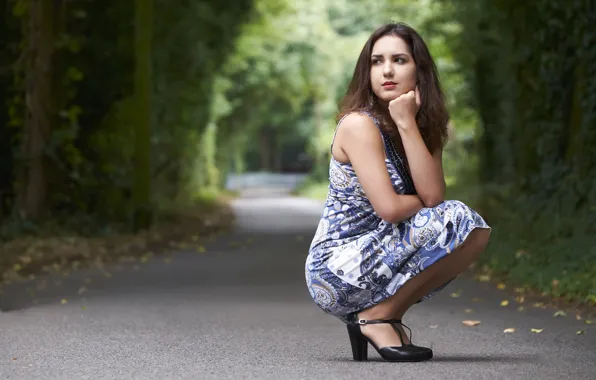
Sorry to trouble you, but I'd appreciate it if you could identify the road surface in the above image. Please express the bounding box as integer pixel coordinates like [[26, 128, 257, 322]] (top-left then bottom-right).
[[1, 189, 594, 379]]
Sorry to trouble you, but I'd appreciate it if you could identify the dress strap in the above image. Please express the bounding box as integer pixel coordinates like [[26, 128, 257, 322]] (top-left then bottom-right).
[[330, 113, 352, 153], [381, 129, 416, 194], [331, 111, 383, 153]]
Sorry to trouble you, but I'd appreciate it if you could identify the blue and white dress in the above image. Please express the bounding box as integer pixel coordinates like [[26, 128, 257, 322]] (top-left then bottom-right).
[[304, 111, 490, 323]]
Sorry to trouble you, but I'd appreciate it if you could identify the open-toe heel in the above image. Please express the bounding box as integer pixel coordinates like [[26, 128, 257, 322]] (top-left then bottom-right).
[[346, 318, 433, 362]]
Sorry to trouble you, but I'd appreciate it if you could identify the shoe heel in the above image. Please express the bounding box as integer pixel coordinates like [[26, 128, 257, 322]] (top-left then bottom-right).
[[347, 323, 368, 361]]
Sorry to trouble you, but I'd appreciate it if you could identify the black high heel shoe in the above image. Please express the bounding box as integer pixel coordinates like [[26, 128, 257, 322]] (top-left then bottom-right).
[[346, 318, 433, 362]]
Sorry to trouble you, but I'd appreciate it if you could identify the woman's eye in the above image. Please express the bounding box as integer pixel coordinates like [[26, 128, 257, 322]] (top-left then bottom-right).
[[395, 58, 405, 64]]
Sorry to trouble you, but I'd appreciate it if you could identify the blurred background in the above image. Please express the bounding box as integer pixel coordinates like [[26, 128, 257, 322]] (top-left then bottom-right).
[[0, 0, 594, 307]]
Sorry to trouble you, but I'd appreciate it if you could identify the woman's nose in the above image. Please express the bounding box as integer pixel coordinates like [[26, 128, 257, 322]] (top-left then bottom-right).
[[383, 63, 393, 76]]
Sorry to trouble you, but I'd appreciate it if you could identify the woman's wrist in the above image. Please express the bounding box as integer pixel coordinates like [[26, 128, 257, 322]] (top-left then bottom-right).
[[394, 115, 418, 131]]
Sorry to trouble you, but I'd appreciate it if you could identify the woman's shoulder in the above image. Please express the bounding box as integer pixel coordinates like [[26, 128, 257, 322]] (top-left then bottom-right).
[[334, 111, 385, 157], [338, 111, 380, 133]]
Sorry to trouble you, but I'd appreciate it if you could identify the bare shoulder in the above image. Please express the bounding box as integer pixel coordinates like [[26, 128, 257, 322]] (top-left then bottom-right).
[[337, 112, 382, 144], [333, 112, 384, 162], [340, 112, 377, 134]]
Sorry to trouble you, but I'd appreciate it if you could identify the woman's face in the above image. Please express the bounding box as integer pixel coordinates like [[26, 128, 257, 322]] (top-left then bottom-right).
[[370, 35, 417, 104]]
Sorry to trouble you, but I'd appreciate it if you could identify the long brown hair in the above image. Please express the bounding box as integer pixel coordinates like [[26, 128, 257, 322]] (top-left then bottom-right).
[[338, 22, 449, 154]]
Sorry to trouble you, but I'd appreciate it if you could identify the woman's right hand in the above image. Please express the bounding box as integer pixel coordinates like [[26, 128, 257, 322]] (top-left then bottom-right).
[[388, 87, 420, 130]]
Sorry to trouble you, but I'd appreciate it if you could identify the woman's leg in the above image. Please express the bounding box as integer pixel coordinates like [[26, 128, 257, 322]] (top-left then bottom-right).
[[393, 228, 491, 318], [357, 228, 490, 347]]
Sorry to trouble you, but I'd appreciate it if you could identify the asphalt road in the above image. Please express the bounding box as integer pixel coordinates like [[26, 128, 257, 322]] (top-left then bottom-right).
[[1, 190, 595, 379]]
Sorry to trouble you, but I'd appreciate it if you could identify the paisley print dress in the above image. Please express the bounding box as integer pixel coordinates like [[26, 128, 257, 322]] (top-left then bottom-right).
[[304, 111, 490, 323]]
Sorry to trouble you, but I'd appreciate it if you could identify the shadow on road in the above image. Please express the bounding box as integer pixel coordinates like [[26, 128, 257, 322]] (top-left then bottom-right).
[[327, 353, 541, 363]]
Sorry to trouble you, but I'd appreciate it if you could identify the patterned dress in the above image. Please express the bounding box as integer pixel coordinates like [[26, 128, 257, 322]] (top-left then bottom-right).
[[304, 111, 490, 323]]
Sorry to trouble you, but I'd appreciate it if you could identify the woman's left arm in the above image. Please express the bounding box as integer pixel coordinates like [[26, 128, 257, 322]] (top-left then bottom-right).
[[398, 119, 446, 207]]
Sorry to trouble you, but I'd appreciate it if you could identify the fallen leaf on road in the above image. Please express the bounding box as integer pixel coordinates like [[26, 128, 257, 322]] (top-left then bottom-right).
[[514, 287, 525, 293], [503, 328, 515, 333], [12, 357, 17, 360], [451, 292, 461, 298], [585, 320, 593, 325], [500, 300, 509, 307], [553, 310, 566, 317], [78, 286, 87, 295], [576, 330, 585, 335], [81, 305, 87, 310], [518, 306, 526, 311], [478, 275, 491, 282], [164, 257, 172, 264], [465, 308, 474, 313], [576, 314, 582, 321], [430, 325, 438, 329], [497, 283, 506, 290], [531, 328, 543, 333], [533, 302, 545, 308], [61, 298, 68, 305], [196, 246, 206, 253], [463, 320, 481, 327], [515, 295, 525, 303], [472, 297, 482, 302]]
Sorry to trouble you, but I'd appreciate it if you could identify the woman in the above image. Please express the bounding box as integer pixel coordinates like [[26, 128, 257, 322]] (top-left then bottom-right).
[[304, 22, 491, 362]]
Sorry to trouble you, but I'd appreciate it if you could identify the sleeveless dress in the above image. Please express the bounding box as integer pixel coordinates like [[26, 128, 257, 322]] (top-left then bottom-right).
[[304, 111, 491, 323]]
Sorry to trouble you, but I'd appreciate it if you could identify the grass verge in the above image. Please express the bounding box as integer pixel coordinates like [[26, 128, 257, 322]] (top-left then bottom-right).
[[0, 192, 236, 287]]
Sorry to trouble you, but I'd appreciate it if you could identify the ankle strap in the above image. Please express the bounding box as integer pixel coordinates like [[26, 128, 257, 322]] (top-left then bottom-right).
[[351, 318, 414, 344], [355, 318, 402, 325]]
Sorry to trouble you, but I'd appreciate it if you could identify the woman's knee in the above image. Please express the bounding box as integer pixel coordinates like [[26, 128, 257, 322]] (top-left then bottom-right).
[[465, 228, 491, 253]]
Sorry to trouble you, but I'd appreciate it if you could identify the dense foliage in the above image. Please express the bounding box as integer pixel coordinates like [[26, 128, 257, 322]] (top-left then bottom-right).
[[442, 0, 596, 303], [0, 0, 253, 234]]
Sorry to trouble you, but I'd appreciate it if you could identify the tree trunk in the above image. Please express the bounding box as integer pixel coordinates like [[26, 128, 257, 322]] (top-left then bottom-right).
[[17, 0, 56, 219], [132, 0, 153, 231]]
